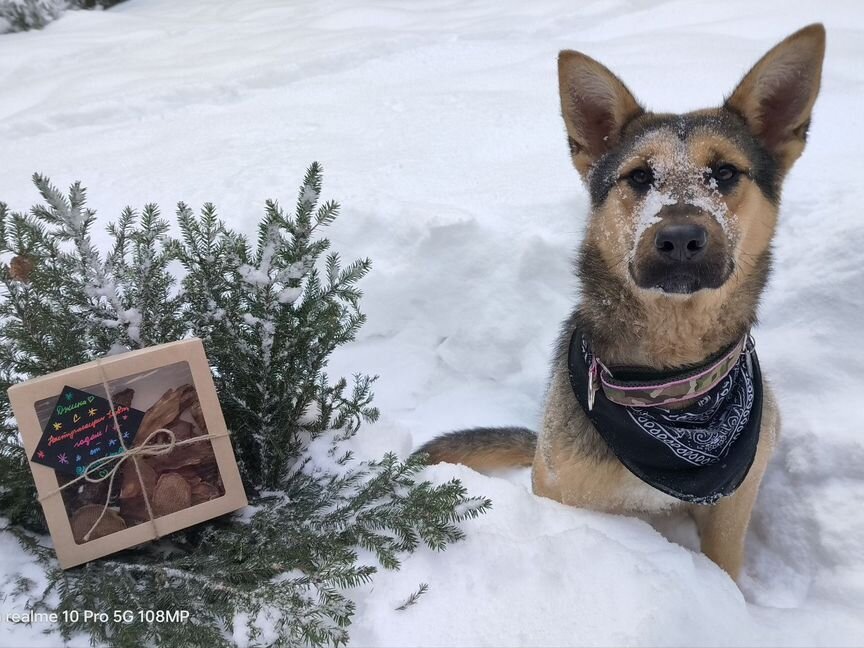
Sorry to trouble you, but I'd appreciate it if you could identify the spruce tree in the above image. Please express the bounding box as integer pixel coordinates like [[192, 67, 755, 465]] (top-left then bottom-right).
[[0, 165, 489, 647], [0, 0, 126, 32]]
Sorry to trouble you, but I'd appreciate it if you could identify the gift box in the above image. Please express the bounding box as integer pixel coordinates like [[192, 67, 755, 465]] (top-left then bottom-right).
[[7, 338, 248, 569]]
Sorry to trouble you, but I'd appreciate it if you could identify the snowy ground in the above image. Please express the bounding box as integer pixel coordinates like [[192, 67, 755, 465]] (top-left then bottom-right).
[[2, 1, 864, 646]]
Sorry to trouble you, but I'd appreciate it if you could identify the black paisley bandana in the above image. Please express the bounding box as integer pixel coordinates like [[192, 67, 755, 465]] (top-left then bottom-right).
[[567, 330, 762, 504]]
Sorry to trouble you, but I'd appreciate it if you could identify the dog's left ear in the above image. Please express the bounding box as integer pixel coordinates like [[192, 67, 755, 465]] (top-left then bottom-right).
[[558, 51, 644, 179], [725, 24, 826, 171]]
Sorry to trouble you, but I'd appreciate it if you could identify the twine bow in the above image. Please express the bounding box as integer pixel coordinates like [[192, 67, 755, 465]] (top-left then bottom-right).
[[38, 358, 227, 543]]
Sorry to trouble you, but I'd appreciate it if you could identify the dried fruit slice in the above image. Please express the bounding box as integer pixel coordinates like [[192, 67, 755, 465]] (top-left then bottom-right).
[[119, 459, 157, 501], [152, 473, 192, 517], [189, 401, 208, 434], [110, 388, 135, 409], [190, 480, 221, 505], [70, 504, 127, 543], [134, 387, 184, 445], [149, 439, 216, 473]]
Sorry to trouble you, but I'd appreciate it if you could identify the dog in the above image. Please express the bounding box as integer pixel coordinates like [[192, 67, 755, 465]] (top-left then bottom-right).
[[417, 24, 826, 581]]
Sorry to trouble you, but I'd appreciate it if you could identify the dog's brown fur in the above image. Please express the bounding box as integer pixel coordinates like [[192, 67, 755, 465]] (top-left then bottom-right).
[[418, 25, 825, 581]]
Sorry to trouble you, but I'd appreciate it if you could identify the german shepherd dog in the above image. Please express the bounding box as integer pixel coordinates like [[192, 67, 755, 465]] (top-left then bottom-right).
[[418, 25, 826, 581]]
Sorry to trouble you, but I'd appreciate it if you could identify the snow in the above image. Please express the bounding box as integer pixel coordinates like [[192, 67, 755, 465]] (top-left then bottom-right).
[[237, 263, 270, 287], [1, 0, 863, 646], [633, 187, 677, 255], [300, 184, 319, 206]]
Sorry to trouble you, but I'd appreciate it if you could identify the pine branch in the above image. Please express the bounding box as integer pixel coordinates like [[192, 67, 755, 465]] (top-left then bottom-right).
[[395, 583, 429, 611], [0, 166, 490, 647]]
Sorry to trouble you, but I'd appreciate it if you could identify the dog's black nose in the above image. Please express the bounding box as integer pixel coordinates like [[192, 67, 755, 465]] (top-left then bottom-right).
[[654, 224, 708, 262]]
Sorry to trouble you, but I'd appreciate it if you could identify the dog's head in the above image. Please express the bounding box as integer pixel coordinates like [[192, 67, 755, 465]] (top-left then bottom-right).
[[560, 25, 825, 297]]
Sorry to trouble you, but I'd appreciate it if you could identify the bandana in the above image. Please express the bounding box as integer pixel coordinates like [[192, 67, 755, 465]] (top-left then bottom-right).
[[567, 330, 762, 504]]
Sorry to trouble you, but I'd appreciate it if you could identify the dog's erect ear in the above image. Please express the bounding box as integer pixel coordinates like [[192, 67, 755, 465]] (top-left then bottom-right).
[[558, 51, 644, 178], [726, 24, 826, 171]]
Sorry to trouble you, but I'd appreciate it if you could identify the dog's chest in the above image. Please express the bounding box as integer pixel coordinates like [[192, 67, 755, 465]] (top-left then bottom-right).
[[612, 469, 684, 513], [536, 430, 684, 514]]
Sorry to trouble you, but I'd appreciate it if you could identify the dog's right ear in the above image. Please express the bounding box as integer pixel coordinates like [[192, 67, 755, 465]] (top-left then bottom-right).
[[725, 24, 826, 173], [558, 51, 644, 178]]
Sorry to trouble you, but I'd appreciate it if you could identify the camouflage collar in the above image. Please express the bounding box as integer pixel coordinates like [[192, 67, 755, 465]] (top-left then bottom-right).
[[587, 335, 752, 410]]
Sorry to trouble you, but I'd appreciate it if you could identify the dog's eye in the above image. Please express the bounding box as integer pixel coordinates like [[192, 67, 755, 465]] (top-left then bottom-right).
[[712, 164, 739, 184], [627, 168, 653, 187]]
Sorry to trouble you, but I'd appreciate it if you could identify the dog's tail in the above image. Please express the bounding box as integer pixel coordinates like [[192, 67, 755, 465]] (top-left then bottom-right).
[[414, 426, 537, 472]]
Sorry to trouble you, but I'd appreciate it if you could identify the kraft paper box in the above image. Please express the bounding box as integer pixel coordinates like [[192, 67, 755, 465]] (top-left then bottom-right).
[[7, 338, 248, 569]]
